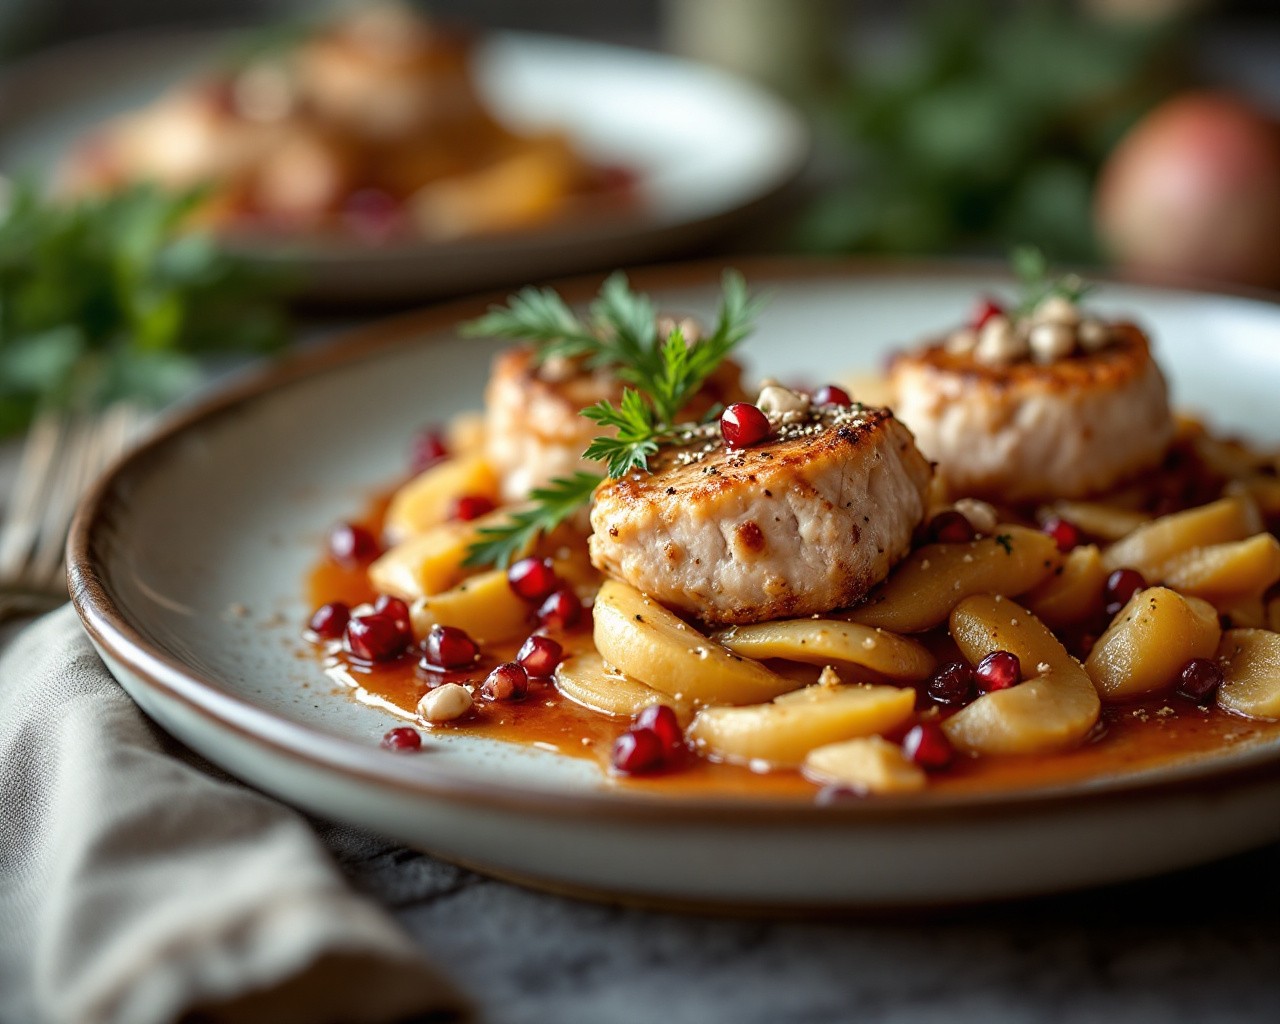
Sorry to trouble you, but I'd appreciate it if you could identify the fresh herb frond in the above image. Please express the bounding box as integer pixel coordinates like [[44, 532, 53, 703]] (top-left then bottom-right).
[[581, 389, 661, 477], [589, 272, 657, 374], [1010, 244, 1095, 318], [459, 286, 603, 364], [995, 533, 1014, 555], [462, 472, 602, 569]]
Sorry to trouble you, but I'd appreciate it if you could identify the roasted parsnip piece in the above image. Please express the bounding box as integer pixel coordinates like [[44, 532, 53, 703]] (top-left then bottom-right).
[[555, 650, 693, 724], [844, 526, 1062, 633], [714, 620, 935, 682], [1157, 534, 1280, 606], [1101, 496, 1261, 577], [1216, 629, 1280, 720], [943, 596, 1100, 755], [408, 568, 532, 644], [1045, 501, 1150, 543], [593, 579, 795, 706], [802, 736, 926, 794], [1023, 544, 1107, 627], [384, 453, 500, 542], [1084, 587, 1221, 700], [687, 682, 915, 768]]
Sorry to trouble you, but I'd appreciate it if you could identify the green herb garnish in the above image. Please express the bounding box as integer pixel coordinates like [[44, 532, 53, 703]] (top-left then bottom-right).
[[1010, 245, 1094, 319], [0, 181, 287, 434], [995, 533, 1014, 555], [461, 271, 763, 568]]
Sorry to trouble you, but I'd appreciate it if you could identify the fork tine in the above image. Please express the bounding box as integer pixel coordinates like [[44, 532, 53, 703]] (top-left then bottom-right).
[[0, 412, 65, 580]]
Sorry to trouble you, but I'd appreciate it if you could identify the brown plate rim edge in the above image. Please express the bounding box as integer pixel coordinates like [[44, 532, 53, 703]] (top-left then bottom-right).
[[67, 255, 1280, 830]]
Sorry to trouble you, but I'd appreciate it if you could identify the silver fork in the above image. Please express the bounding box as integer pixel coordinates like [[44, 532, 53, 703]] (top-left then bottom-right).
[[0, 405, 143, 622]]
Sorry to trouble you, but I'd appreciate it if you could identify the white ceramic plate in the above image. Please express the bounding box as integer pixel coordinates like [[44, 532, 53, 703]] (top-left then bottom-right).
[[69, 261, 1280, 909], [0, 30, 807, 302]]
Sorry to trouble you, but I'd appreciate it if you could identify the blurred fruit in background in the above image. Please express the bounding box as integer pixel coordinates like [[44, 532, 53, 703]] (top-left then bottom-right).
[[1095, 92, 1280, 288]]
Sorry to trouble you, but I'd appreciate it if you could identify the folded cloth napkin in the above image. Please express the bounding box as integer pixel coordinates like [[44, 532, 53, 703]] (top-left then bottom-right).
[[0, 607, 469, 1024]]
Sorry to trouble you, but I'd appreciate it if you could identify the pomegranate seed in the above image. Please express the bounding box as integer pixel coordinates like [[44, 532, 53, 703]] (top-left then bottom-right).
[[421, 624, 480, 671], [927, 661, 976, 706], [537, 588, 582, 630], [902, 722, 954, 771], [328, 522, 380, 566], [635, 704, 683, 756], [927, 510, 976, 545], [975, 650, 1022, 692], [308, 602, 350, 640], [507, 557, 560, 603], [345, 612, 412, 662], [720, 402, 771, 448], [1105, 568, 1147, 616], [481, 663, 528, 701], [813, 384, 853, 407], [611, 727, 666, 774], [517, 635, 563, 677], [1176, 657, 1224, 703], [971, 297, 1004, 330], [1042, 516, 1082, 553], [343, 188, 404, 242], [451, 494, 496, 521], [381, 726, 421, 752], [374, 594, 410, 630], [410, 427, 449, 474]]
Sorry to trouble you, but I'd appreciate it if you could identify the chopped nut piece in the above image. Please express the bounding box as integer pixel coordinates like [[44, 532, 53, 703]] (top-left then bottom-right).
[[756, 384, 811, 418], [974, 315, 1028, 366], [1029, 322, 1076, 363], [1078, 318, 1112, 351], [953, 498, 999, 534], [945, 328, 978, 355], [1034, 294, 1081, 327], [418, 682, 474, 723]]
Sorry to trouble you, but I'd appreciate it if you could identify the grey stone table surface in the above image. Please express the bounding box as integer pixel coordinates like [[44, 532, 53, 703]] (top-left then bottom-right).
[[316, 821, 1280, 1024]]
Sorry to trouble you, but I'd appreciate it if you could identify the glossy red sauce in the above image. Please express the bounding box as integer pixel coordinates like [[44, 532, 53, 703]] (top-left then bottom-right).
[[306, 493, 1280, 801]]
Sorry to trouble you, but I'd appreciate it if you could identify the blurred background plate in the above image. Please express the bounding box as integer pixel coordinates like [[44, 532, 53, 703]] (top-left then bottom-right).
[[0, 29, 808, 303]]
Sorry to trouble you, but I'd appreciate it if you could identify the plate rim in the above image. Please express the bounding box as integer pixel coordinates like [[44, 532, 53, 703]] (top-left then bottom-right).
[[68, 255, 1280, 827]]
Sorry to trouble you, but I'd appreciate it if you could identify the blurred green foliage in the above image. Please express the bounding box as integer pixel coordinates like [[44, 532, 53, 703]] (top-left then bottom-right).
[[0, 182, 288, 435], [797, 1, 1187, 262]]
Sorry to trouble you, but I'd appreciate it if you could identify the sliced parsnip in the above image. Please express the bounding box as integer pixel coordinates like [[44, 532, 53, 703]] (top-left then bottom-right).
[[446, 411, 487, 458], [1157, 534, 1280, 605], [1083, 588, 1221, 700], [592, 579, 795, 706], [687, 682, 915, 768], [843, 526, 1062, 633], [1023, 544, 1107, 627], [1045, 501, 1150, 542], [369, 508, 519, 599], [713, 620, 935, 682], [943, 596, 1100, 755], [1102, 496, 1261, 576], [408, 569, 533, 644], [554, 651, 693, 724], [802, 736, 926, 794], [384, 453, 500, 543], [1216, 628, 1280, 720]]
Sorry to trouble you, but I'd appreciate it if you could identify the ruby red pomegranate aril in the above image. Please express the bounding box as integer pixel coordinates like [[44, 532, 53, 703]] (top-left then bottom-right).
[[975, 650, 1021, 692], [1176, 657, 1224, 703], [720, 402, 771, 448], [381, 727, 422, 752], [308, 602, 350, 640], [927, 510, 976, 545], [635, 704, 683, 756], [328, 522, 380, 567], [345, 612, 413, 662], [343, 188, 404, 242], [410, 427, 449, 474], [422, 624, 480, 671], [507, 557, 560, 603], [373, 595, 411, 631], [1041, 516, 1082, 553], [927, 661, 976, 705], [611, 727, 666, 774], [451, 494, 496, 522], [1105, 568, 1147, 616], [902, 722, 954, 771], [482, 663, 529, 701], [972, 297, 1004, 330], [813, 384, 853, 407], [516, 635, 563, 677], [538, 588, 582, 630]]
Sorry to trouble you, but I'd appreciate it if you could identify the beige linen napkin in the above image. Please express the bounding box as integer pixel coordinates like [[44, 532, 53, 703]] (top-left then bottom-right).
[[0, 607, 469, 1024]]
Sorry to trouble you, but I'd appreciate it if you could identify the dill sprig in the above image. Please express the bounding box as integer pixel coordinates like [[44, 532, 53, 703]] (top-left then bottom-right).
[[1010, 245, 1094, 319], [461, 270, 763, 568], [461, 472, 602, 569]]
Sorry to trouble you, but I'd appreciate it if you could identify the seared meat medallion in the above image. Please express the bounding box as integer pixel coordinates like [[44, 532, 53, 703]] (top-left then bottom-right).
[[589, 400, 933, 626]]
